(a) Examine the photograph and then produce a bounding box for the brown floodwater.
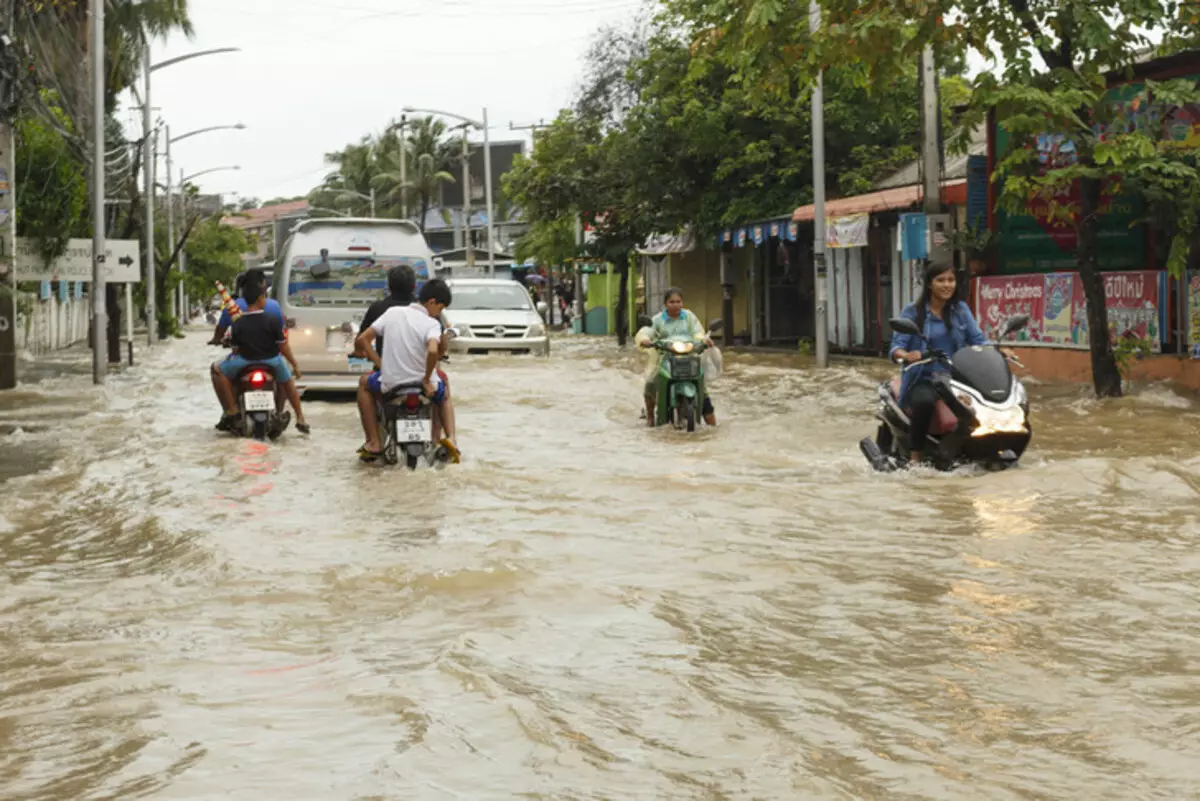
[1,332,1198,800]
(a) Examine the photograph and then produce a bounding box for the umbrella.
[524,274,547,284]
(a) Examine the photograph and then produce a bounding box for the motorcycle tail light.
[405,393,420,410]
[249,370,267,387]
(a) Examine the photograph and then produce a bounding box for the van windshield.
[286,255,430,307]
[450,283,533,311]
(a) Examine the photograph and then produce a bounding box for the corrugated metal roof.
[873,124,987,190]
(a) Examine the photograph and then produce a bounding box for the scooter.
[859,313,1032,472]
[233,364,290,441]
[373,327,460,469]
[644,318,724,432]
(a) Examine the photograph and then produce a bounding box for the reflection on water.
[1,333,1198,799]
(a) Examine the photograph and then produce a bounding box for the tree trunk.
[1077,175,1123,397]
[615,255,629,346]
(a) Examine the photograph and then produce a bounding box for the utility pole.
[460,130,473,267]
[142,46,156,347]
[0,3,17,389]
[920,44,941,215]
[90,0,106,383]
[165,124,176,322]
[397,115,408,220]
[810,0,829,368]
[482,107,496,277]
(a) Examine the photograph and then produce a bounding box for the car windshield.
[451,283,533,311]
[287,256,429,307]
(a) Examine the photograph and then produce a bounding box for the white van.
[273,217,439,392]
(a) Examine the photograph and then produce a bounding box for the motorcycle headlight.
[670,341,695,354]
[526,323,546,338]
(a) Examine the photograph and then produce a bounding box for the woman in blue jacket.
[889,264,994,464]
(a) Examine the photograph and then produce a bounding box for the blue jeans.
[367,369,447,402]
[219,353,292,383]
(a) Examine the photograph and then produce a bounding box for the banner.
[826,213,869,249]
[975,270,1163,351]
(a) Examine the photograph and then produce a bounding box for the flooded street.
[2,331,1199,800]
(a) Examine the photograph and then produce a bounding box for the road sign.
[8,237,141,283]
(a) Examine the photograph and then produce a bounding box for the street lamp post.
[90,0,106,384]
[165,123,245,323]
[403,106,496,276]
[142,46,241,346]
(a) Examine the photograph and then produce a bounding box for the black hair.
[243,279,265,305]
[388,265,416,301]
[916,263,959,335]
[419,278,452,307]
[663,286,683,304]
[234,272,247,295]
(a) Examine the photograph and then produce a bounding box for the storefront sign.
[826,213,869,249]
[976,270,1164,351]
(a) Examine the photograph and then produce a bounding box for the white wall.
[15,292,91,355]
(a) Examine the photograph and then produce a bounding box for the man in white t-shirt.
[354,278,458,461]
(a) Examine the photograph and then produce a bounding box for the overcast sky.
[123,0,643,203]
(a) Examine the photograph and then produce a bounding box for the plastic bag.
[703,343,723,380]
[635,326,658,382]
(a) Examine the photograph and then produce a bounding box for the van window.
[451,283,534,311]
[286,256,430,307]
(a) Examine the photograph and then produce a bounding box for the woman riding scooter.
[640,287,717,427]
[889,263,1011,464]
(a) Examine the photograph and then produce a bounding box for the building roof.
[792,179,967,222]
[221,200,311,229]
[873,124,987,190]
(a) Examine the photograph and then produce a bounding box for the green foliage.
[947,223,1000,259]
[14,92,89,266]
[182,218,254,303]
[1113,334,1154,378]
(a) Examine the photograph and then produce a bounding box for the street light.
[309,207,351,217]
[403,106,495,276]
[181,165,241,184]
[142,45,241,346]
[164,124,246,321]
[326,176,376,217]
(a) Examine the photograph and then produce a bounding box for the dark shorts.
[368,368,448,402]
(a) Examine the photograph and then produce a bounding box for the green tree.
[14,92,89,266]
[181,216,253,304]
[662,0,1200,397]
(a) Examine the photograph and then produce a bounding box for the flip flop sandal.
[358,447,382,462]
[296,422,311,435]
[437,438,462,464]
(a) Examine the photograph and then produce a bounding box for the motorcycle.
[374,327,460,469]
[643,318,724,432]
[859,313,1032,472]
[234,364,290,441]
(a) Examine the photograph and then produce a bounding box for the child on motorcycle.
[353,278,459,463]
[639,287,718,427]
[211,275,309,434]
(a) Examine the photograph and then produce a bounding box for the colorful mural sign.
[976,270,1165,352]
[992,76,1200,274]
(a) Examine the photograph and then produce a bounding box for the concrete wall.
[15,292,90,355]
[1011,345,1200,392]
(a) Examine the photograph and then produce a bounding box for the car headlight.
[670,341,695,354]
[526,323,546,338]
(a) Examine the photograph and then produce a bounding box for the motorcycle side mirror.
[1000,313,1030,338]
[708,318,724,333]
[889,316,921,336]
[310,261,332,280]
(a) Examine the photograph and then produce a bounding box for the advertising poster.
[975,270,1163,351]
[826,213,869,249]
[976,273,1045,342]
[1042,272,1075,343]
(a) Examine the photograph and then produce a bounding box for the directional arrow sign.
[9,237,141,283]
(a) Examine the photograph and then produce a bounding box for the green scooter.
[644,318,723,432]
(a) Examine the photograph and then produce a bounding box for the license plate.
[244,391,273,412]
[347,356,372,373]
[397,418,432,443]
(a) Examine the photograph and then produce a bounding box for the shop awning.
[792,180,966,222]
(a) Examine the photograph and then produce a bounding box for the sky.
[123,0,645,203]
